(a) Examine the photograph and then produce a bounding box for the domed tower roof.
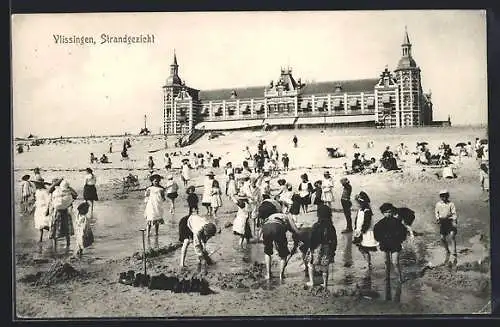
[396,56,417,70]
[166,50,182,86]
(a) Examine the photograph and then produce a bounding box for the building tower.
[394,27,424,127]
[162,50,183,134]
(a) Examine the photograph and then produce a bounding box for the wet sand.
[14,127,491,317]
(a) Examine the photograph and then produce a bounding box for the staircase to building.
[179,129,205,147]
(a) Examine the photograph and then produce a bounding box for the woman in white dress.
[32,176,51,242]
[144,174,166,237]
[321,171,334,209]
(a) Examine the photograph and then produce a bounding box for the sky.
[11,10,487,138]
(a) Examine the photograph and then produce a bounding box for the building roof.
[198,78,378,101]
[300,79,379,95]
[199,86,266,101]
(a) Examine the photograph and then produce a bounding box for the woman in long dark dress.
[83,168,98,216]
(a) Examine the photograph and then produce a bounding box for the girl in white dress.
[144,174,166,236]
[353,191,379,269]
[32,177,51,242]
[211,180,223,219]
[321,171,334,209]
[201,172,215,216]
[232,195,252,248]
[181,161,191,187]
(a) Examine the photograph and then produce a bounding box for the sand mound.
[421,266,490,296]
[132,242,183,260]
[208,262,266,290]
[20,261,81,286]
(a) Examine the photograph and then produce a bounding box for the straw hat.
[149,174,164,182]
[439,189,449,195]
[355,191,371,203]
[324,171,331,176]
[206,171,215,176]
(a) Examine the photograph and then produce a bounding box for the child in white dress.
[144,174,166,236]
[211,180,223,219]
[74,202,91,257]
[32,177,50,242]
[232,196,252,248]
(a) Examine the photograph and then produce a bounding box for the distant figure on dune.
[282,154,289,171]
[90,153,98,164]
[164,153,172,170]
[100,154,109,164]
[293,135,298,148]
[109,142,113,153]
[148,156,155,172]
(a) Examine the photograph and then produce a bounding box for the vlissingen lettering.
[53,34,96,45]
[100,33,155,45]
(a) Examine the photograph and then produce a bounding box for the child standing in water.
[232,195,252,248]
[74,202,92,257]
[353,191,378,269]
[144,174,166,237]
[186,186,199,215]
[310,180,323,210]
[434,189,458,266]
[32,176,50,242]
[165,174,179,215]
[374,203,408,299]
[210,180,223,219]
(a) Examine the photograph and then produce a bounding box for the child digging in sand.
[144,174,166,237]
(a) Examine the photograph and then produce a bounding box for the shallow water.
[14,126,490,313]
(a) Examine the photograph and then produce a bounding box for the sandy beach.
[13,126,491,317]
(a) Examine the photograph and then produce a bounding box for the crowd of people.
[18,134,489,297]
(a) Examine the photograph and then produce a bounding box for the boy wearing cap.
[374,203,407,300]
[340,178,353,233]
[435,190,458,265]
[179,214,217,269]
